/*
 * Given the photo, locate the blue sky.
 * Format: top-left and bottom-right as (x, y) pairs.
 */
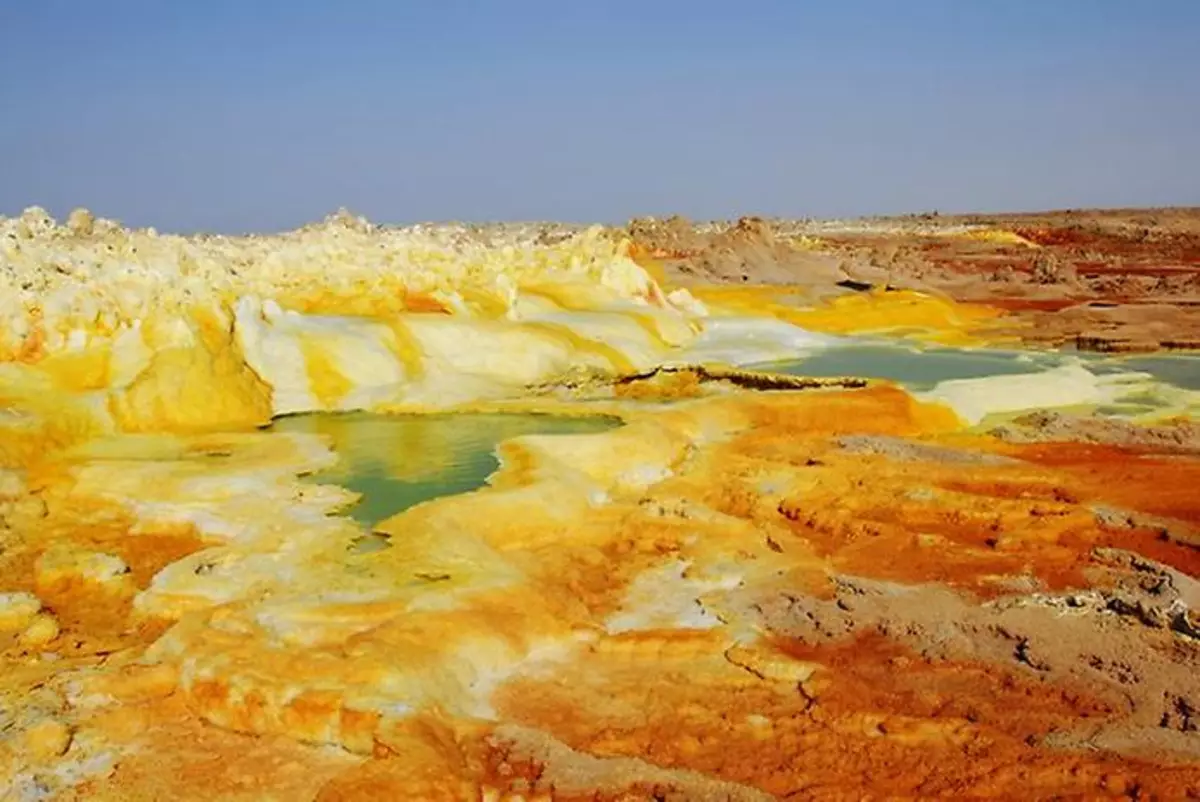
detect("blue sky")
(2, 1), (1198, 232)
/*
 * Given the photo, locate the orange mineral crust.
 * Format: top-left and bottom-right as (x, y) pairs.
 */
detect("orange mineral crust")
(2, 375), (1199, 800)
(489, 633), (1197, 800)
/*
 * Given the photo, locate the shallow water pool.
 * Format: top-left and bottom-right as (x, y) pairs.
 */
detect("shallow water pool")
(755, 344), (1059, 390)
(1083, 354), (1200, 391)
(758, 342), (1200, 394)
(270, 412), (617, 527)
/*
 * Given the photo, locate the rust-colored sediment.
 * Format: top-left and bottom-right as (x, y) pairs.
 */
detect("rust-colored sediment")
(3, 383), (1196, 800)
(628, 209), (1200, 352)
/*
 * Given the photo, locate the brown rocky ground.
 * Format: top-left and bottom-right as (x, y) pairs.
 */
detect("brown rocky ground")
(627, 208), (1200, 352)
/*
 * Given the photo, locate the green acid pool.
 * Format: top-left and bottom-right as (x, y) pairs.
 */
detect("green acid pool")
(270, 412), (617, 527)
(757, 343), (1200, 393)
(754, 344), (1058, 389)
(1084, 354), (1200, 391)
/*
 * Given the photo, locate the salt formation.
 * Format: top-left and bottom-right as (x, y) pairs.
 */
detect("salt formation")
(0, 207), (845, 432)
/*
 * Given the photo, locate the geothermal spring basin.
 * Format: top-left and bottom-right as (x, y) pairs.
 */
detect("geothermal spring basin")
(1, 208), (1198, 800)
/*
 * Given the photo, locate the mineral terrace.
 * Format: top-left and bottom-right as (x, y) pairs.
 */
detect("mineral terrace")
(1, 206), (1198, 800)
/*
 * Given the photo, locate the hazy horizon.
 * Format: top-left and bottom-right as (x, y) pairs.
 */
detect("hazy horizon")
(3, 1), (1199, 234)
